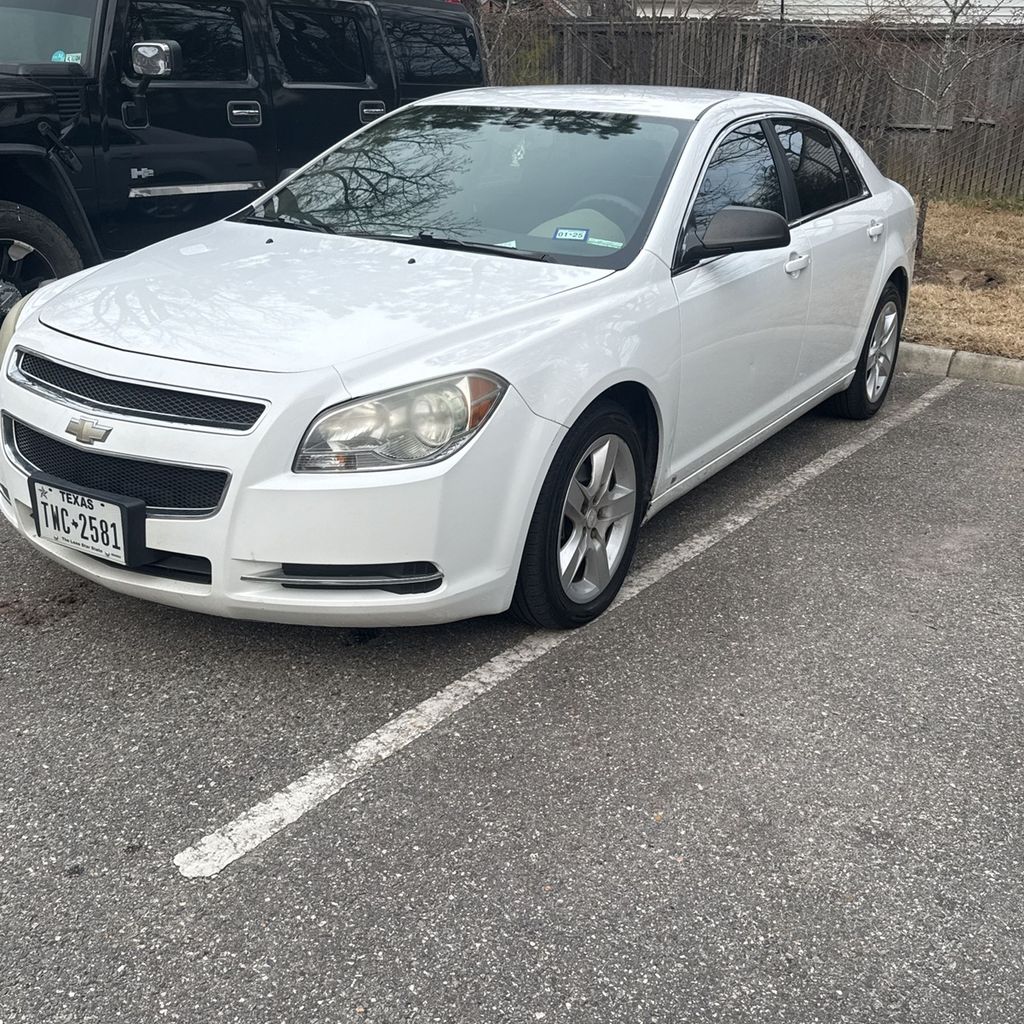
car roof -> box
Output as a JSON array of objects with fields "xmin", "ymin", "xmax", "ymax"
[
  {"xmin": 375, "ymin": 0, "xmax": 473, "ymax": 14},
  {"xmin": 418, "ymin": 85, "xmax": 812, "ymax": 121}
]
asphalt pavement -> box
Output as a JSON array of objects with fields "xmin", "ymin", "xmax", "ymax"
[{"xmin": 1, "ymin": 371, "xmax": 1022, "ymax": 1023}]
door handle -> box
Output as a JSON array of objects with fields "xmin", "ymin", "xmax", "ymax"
[
  {"xmin": 227, "ymin": 100, "xmax": 262, "ymax": 127},
  {"xmin": 359, "ymin": 100, "xmax": 386, "ymax": 124},
  {"xmin": 784, "ymin": 252, "xmax": 810, "ymax": 275},
  {"xmin": 867, "ymin": 219, "xmax": 884, "ymax": 240}
]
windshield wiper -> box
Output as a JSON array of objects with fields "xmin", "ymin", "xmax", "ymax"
[
  {"xmin": 237, "ymin": 211, "xmax": 336, "ymax": 235},
  {"xmin": 414, "ymin": 231, "xmax": 554, "ymax": 262},
  {"xmin": 336, "ymin": 230, "xmax": 554, "ymax": 262}
]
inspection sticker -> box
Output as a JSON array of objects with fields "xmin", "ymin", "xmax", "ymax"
[{"xmin": 553, "ymin": 227, "xmax": 589, "ymax": 242}]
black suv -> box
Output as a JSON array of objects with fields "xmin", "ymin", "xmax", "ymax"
[{"xmin": 0, "ymin": 0, "xmax": 484, "ymax": 316}]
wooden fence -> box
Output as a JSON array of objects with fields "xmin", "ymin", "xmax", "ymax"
[{"xmin": 480, "ymin": 15, "xmax": 1024, "ymax": 198}]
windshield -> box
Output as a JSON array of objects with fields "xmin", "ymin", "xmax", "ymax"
[
  {"xmin": 0, "ymin": 0, "xmax": 98, "ymax": 68},
  {"xmin": 243, "ymin": 105, "xmax": 692, "ymax": 268}
]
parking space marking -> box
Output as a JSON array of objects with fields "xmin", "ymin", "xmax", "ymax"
[{"xmin": 174, "ymin": 378, "xmax": 960, "ymax": 878}]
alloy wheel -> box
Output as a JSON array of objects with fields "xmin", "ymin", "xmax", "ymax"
[
  {"xmin": 0, "ymin": 239, "xmax": 57, "ymax": 318},
  {"xmin": 865, "ymin": 300, "xmax": 899, "ymax": 403},
  {"xmin": 558, "ymin": 433, "xmax": 637, "ymax": 603}
]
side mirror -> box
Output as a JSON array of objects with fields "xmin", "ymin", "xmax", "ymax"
[
  {"xmin": 125, "ymin": 41, "xmax": 181, "ymax": 128},
  {"xmin": 678, "ymin": 206, "xmax": 791, "ymax": 270},
  {"xmin": 131, "ymin": 40, "xmax": 180, "ymax": 79}
]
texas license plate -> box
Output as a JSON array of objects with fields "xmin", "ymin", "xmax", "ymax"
[{"xmin": 32, "ymin": 480, "xmax": 130, "ymax": 564}]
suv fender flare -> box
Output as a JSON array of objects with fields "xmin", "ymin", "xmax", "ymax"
[{"xmin": 0, "ymin": 143, "xmax": 103, "ymax": 265}]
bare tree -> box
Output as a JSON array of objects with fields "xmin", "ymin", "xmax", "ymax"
[
  {"xmin": 855, "ymin": 0, "xmax": 1024, "ymax": 255},
  {"xmin": 476, "ymin": 0, "xmax": 1024, "ymax": 226}
]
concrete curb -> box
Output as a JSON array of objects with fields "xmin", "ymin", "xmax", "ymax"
[{"xmin": 901, "ymin": 341, "xmax": 1024, "ymax": 387}]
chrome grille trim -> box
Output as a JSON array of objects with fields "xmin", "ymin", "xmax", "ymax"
[
  {"xmin": 241, "ymin": 562, "xmax": 444, "ymax": 594},
  {"xmin": 241, "ymin": 570, "xmax": 445, "ymax": 589}
]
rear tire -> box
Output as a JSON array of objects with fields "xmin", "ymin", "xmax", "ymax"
[
  {"xmin": 511, "ymin": 401, "xmax": 648, "ymax": 629},
  {"xmin": 826, "ymin": 281, "xmax": 903, "ymax": 420},
  {"xmin": 0, "ymin": 201, "xmax": 83, "ymax": 318}
]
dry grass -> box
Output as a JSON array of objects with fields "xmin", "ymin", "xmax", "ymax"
[{"xmin": 906, "ymin": 199, "xmax": 1024, "ymax": 360}]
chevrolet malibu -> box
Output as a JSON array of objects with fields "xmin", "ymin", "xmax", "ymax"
[{"xmin": 0, "ymin": 86, "xmax": 914, "ymax": 629}]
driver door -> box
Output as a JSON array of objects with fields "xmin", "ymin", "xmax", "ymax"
[
  {"xmin": 670, "ymin": 120, "xmax": 813, "ymax": 483},
  {"xmin": 99, "ymin": 0, "xmax": 277, "ymax": 256}
]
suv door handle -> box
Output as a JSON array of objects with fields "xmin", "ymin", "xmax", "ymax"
[
  {"xmin": 784, "ymin": 252, "xmax": 810, "ymax": 275},
  {"xmin": 227, "ymin": 100, "xmax": 262, "ymax": 127},
  {"xmin": 867, "ymin": 219, "xmax": 884, "ymax": 240},
  {"xmin": 359, "ymin": 100, "xmax": 386, "ymax": 124}
]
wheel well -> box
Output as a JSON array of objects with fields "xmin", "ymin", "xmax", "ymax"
[
  {"xmin": 590, "ymin": 381, "xmax": 660, "ymax": 495},
  {"xmin": 3, "ymin": 156, "xmax": 97, "ymax": 263},
  {"xmin": 888, "ymin": 266, "xmax": 909, "ymax": 311}
]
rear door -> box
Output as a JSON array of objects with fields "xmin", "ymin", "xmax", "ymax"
[
  {"xmin": 99, "ymin": 0, "xmax": 277, "ymax": 255},
  {"xmin": 769, "ymin": 118, "xmax": 887, "ymax": 391},
  {"xmin": 377, "ymin": 2, "xmax": 483, "ymax": 104},
  {"xmin": 268, "ymin": 0, "xmax": 397, "ymax": 176}
]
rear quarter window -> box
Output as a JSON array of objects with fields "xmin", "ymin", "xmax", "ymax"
[
  {"xmin": 832, "ymin": 133, "xmax": 869, "ymax": 199},
  {"xmin": 383, "ymin": 15, "xmax": 480, "ymax": 85}
]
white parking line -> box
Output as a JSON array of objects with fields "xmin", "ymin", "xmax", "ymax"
[{"xmin": 174, "ymin": 378, "xmax": 960, "ymax": 878}]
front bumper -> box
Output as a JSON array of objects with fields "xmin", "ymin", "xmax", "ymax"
[{"xmin": 0, "ymin": 330, "xmax": 564, "ymax": 627}]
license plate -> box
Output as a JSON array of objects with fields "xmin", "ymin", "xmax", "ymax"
[{"xmin": 32, "ymin": 480, "xmax": 131, "ymax": 564}]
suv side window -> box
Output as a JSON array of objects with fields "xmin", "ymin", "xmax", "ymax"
[
  {"xmin": 690, "ymin": 122, "xmax": 785, "ymax": 236},
  {"xmin": 772, "ymin": 120, "xmax": 850, "ymax": 218},
  {"xmin": 383, "ymin": 15, "xmax": 480, "ymax": 85},
  {"xmin": 271, "ymin": 5, "xmax": 366, "ymax": 84},
  {"xmin": 125, "ymin": 0, "xmax": 247, "ymax": 81}
]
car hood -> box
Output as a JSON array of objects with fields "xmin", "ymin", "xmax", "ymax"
[{"xmin": 36, "ymin": 222, "xmax": 612, "ymax": 374}]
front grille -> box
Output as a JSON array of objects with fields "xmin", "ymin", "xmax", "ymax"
[
  {"xmin": 18, "ymin": 352, "xmax": 265, "ymax": 430},
  {"xmin": 8, "ymin": 417, "xmax": 228, "ymax": 516}
]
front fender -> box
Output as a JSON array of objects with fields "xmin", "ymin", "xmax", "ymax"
[
  {"xmin": 506, "ymin": 252, "xmax": 680, "ymax": 496},
  {"xmin": 0, "ymin": 144, "xmax": 102, "ymax": 265}
]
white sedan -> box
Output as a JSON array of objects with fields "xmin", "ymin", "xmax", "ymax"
[{"xmin": 0, "ymin": 86, "xmax": 914, "ymax": 629}]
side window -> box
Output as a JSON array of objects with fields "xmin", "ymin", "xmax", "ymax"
[
  {"xmin": 772, "ymin": 120, "xmax": 849, "ymax": 218},
  {"xmin": 125, "ymin": 0, "xmax": 247, "ymax": 81},
  {"xmin": 690, "ymin": 122, "xmax": 785, "ymax": 235},
  {"xmin": 383, "ymin": 16, "xmax": 480, "ymax": 85},
  {"xmin": 271, "ymin": 5, "xmax": 366, "ymax": 84},
  {"xmin": 832, "ymin": 133, "xmax": 868, "ymax": 199}
]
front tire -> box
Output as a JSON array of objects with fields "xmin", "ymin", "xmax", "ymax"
[
  {"xmin": 826, "ymin": 282, "xmax": 903, "ymax": 420},
  {"xmin": 511, "ymin": 401, "xmax": 648, "ymax": 629},
  {"xmin": 0, "ymin": 201, "xmax": 84, "ymax": 319}
]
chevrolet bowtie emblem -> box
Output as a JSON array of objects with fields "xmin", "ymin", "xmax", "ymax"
[{"xmin": 66, "ymin": 417, "xmax": 112, "ymax": 445}]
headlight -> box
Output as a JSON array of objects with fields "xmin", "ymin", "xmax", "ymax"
[
  {"xmin": 0, "ymin": 293, "xmax": 31, "ymax": 361},
  {"xmin": 295, "ymin": 371, "xmax": 507, "ymax": 472}
]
